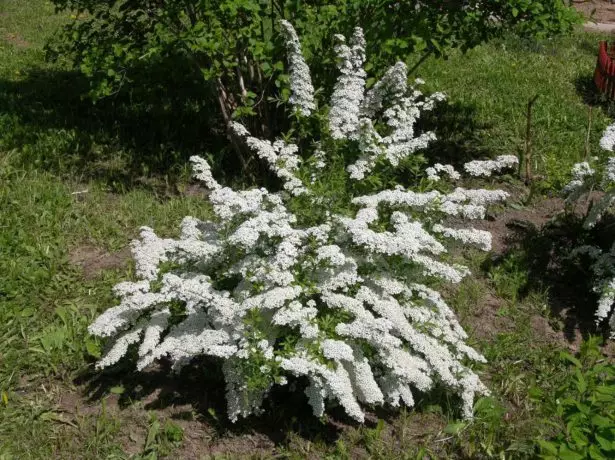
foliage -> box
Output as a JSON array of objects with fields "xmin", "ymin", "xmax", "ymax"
[
  {"xmin": 342, "ymin": 0, "xmax": 580, "ymax": 61},
  {"xmin": 535, "ymin": 338, "xmax": 615, "ymax": 460},
  {"xmin": 137, "ymin": 416, "xmax": 184, "ymax": 459},
  {"xmin": 46, "ymin": 0, "xmax": 580, "ymax": 163},
  {"xmin": 87, "ymin": 22, "xmax": 519, "ymax": 423}
]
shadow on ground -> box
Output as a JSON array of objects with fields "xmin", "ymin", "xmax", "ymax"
[
  {"xmin": 575, "ymin": 74, "xmax": 615, "ymax": 115},
  {"xmin": 0, "ymin": 61, "xmax": 499, "ymax": 192},
  {"xmin": 420, "ymin": 100, "xmax": 494, "ymax": 167},
  {"xmin": 0, "ymin": 64, "xmax": 235, "ymax": 191},
  {"xmin": 485, "ymin": 204, "xmax": 613, "ymax": 343},
  {"xmin": 74, "ymin": 354, "xmax": 463, "ymax": 455},
  {"xmin": 76, "ymin": 357, "xmax": 394, "ymax": 448}
]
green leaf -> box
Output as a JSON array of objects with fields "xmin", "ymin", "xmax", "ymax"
[
  {"xmin": 85, "ymin": 338, "xmax": 101, "ymax": 358},
  {"xmin": 20, "ymin": 307, "xmax": 36, "ymax": 317},
  {"xmin": 570, "ymin": 427, "xmax": 589, "ymax": 446},
  {"xmin": 560, "ymin": 352, "xmax": 582, "ymax": 368},
  {"xmin": 109, "ymin": 386, "xmax": 125, "ymax": 395},
  {"xmin": 537, "ymin": 439, "xmax": 558, "ymax": 455},
  {"xmin": 443, "ymin": 422, "xmax": 466, "ymax": 435},
  {"xmin": 591, "ymin": 414, "xmax": 613, "ymax": 429},
  {"xmin": 589, "ymin": 444, "xmax": 608, "ymax": 460},
  {"xmin": 164, "ymin": 421, "xmax": 183, "ymax": 443},
  {"xmin": 596, "ymin": 385, "xmax": 615, "ymax": 396},
  {"xmin": 596, "ymin": 434, "xmax": 613, "ymax": 451},
  {"xmin": 558, "ymin": 445, "xmax": 585, "ymax": 460},
  {"xmin": 574, "ymin": 370, "xmax": 587, "ymax": 394}
]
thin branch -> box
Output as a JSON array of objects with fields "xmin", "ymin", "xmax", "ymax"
[
  {"xmin": 408, "ymin": 48, "xmax": 434, "ymax": 76},
  {"xmin": 584, "ymin": 106, "xmax": 593, "ymax": 161},
  {"xmin": 523, "ymin": 95, "xmax": 540, "ymax": 184}
]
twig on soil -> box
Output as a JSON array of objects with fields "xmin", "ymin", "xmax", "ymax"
[{"xmin": 434, "ymin": 436, "xmax": 455, "ymax": 443}]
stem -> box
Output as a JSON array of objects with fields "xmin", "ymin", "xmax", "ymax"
[
  {"xmin": 584, "ymin": 106, "xmax": 593, "ymax": 161},
  {"xmin": 216, "ymin": 78, "xmax": 248, "ymax": 170},
  {"xmin": 408, "ymin": 49, "xmax": 434, "ymax": 76},
  {"xmin": 523, "ymin": 95, "xmax": 539, "ymax": 184}
]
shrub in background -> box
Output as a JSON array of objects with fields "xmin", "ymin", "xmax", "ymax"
[
  {"xmin": 88, "ymin": 22, "xmax": 518, "ymax": 422},
  {"xmin": 47, "ymin": 1, "xmax": 579, "ymax": 168}
]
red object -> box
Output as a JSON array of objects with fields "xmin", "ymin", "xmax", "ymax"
[{"xmin": 594, "ymin": 41, "xmax": 615, "ymax": 98}]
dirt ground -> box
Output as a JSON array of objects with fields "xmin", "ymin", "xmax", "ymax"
[{"xmin": 574, "ymin": 0, "xmax": 615, "ymax": 23}]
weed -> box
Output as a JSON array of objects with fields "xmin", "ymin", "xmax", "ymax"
[{"xmin": 534, "ymin": 338, "xmax": 615, "ymax": 460}]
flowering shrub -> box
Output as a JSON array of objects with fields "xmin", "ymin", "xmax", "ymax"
[
  {"xmin": 89, "ymin": 23, "xmax": 517, "ymax": 422},
  {"xmin": 563, "ymin": 123, "xmax": 615, "ymax": 338}
]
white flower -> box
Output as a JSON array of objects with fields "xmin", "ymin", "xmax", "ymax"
[
  {"xmin": 564, "ymin": 123, "xmax": 615, "ymax": 337},
  {"xmin": 279, "ymin": 20, "xmax": 315, "ymax": 116},
  {"xmin": 329, "ymin": 28, "xmax": 366, "ymax": 140},
  {"xmin": 88, "ymin": 23, "xmax": 513, "ymax": 424},
  {"xmin": 345, "ymin": 62, "xmax": 444, "ymax": 179},
  {"xmin": 432, "ymin": 224, "xmax": 492, "ymax": 251},
  {"xmin": 190, "ymin": 156, "xmax": 220, "ymax": 190},
  {"xmin": 600, "ymin": 123, "xmax": 615, "ymax": 152},
  {"xmin": 426, "ymin": 163, "xmax": 461, "ymax": 182},
  {"xmin": 232, "ymin": 123, "xmax": 308, "ymax": 196},
  {"xmin": 604, "ymin": 158, "xmax": 615, "ymax": 186},
  {"xmin": 464, "ymin": 155, "xmax": 518, "ymax": 177}
]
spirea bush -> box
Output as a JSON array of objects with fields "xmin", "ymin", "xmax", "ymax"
[
  {"xmin": 563, "ymin": 123, "xmax": 615, "ymax": 338},
  {"xmin": 89, "ymin": 22, "xmax": 518, "ymax": 422}
]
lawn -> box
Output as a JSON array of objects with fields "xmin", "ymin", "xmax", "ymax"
[{"xmin": 0, "ymin": 1, "xmax": 614, "ymax": 458}]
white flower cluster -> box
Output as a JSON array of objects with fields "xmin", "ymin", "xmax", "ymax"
[
  {"xmin": 463, "ymin": 155, "xmax": 519, "ymax": 177},
  {"xmin": 279, "ymin": 20, "xmax": 316, "ymax": 117},
  {"xmin": 426, "ymin": 163, "xmax": 461, "ymax": 182},
  {"xmin": 89, "ymin": 23, "xmax": 513, "ymax": 423},
  {"xmin": 232, "ymin": 122, "xmax": 307, "ymax": 196},
  {"xmin": 304, "ymin": 29, "xmax": 447, "ymax": 180},
  {"xmin": 562, "ymin": 123, "xmax": 615, "ymax": 338},
  {"xmin": 329, "ymin": 28, "xmax": 367, "ymax": 140},
  {"xmin": 600, "ymin": 123, "xmax": 615, "ymax": 152}
]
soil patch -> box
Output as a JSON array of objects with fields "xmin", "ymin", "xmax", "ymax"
[
  {"xmin": 473, "ymin": 197, "xmax": 564, "ymax": 254},
  {"xmin": 463, "ymin": 292, "xmax": 515, "ymax": 341},
  {"xmin": 3, "ymin": 33, "xmax": 30, "ymax": 48},
  {"xmin": 575, "ymin": 0, "xmax": 615, "ymax": 23},
  {"xmin": 4, "ymin": 33, "xmax": 30, "ymax": 48},
  {"xmin": 474, "ymin": 193, "xmax": 603, "ymax": 255},
  {"xmin": 69, "ymin": 244, "xmax": 131, "ymax": 279}
]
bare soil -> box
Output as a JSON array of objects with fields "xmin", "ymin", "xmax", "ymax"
[
  {"xmin": 463, "ymin": 291, "xmax": 515, "ymax": 339},
  {"xmin": 3, "ymin": 32, "xmax": 29, "ymax": 48},
  {"xmin": 473, "ymin": 193, "xmax": 603, "ymax": 255},
  {"xmin": 69, "ymin": 244, "xmax": 131, "ymax": 279},
  {"xmin": 574, "ymin": 0, "xmax": 615, "ymax": 23},
  {"xmin": 475, "ymin": 197, "xmax": 565, "ymax": 254}
]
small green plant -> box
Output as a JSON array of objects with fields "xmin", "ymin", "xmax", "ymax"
[
  {"xmin": 535, "ymin": 338, "xmax": 615, "ymax": 460},
  {"xmin": 138, "ymin": 415, "xmax": 184, "ymax": 460},
  {"xmin": 488, "ymin": 251, "xmax": 529, "ymax": 304}
]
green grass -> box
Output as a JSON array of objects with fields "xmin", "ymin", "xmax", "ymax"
[
  {"xmin": 415, "ymin": 33, "xmax": 613, "ymax": 190},
  {"xmin": 1, "ymin": 1, "xmax": 614, "ymax": 458}
]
